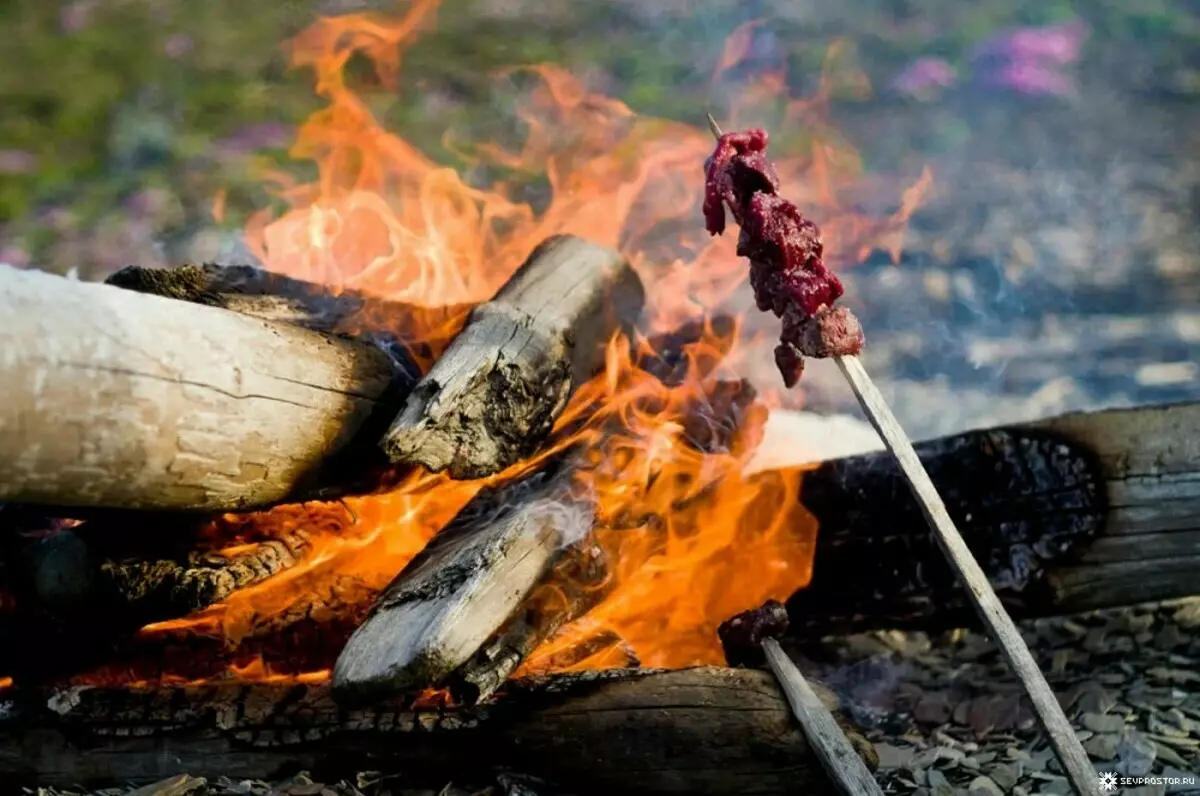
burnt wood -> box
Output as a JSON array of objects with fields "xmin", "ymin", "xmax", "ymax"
[
  {"xmin": 380, "ymin": 235, "xmax": 646, "ymax": 479},
  {"xmin": 788, "ymin": 401, "xmax": 1200, "ymax": 635},
  {"xmin": 0, "ymin": 667, "xmax": 876, "ymax": 796},
  {"xmin": 332, "ymin": 457, "xmax": 599, "ymax": 705}
]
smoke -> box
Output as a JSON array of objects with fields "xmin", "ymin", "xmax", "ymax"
[{"xmin": 524, "ymin": 492, "xmax": 598, "ymax": 551}]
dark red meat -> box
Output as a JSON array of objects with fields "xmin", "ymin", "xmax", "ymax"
[
  {"xmin": 704, "ymin": 128, "xmax": 864, "ymax": 385},
  {"xmin": 717, "ymin": 598, "xmax": 790, "ymax": 667}
]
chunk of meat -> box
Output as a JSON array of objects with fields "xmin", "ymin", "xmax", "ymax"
[{"xmin": 704, "ymin": 128, "xmax": 864, "ymax": 384}]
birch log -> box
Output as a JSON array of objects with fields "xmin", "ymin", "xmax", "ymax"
[{"xmin": 0, "ymin": 265, "xmax": 414, "ymax": 512}]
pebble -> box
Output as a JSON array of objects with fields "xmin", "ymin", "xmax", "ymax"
[
  {"xmin": 988, "ymin": 763, "xmax": 1020, "ymax": 790},
  {"xmin": 966, "ymin": 775, "xmax": 1004, "ymax": 796},
  {"xmin": 1117, "ymin": 730, "xmax": 1159, "ymax": 777},
  {"xmin": 874, "ymin": 743, "xmax": 917, "ymax": 769},
  {"xmin": 1082, "ymin": 712, "xmax": 1127, "ymax": 733},
  {"xmin": 1083, "ymin": 733, "xmax": 1121, "ymax": 760},
  {"xmin": 1152, "ymin": 740, "xmax": 1190, "ymax": 769}
]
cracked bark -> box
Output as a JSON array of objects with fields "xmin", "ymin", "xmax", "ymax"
[{"xmin": 0, "ymin": 264, "xmax": 418, "ymax": 512}]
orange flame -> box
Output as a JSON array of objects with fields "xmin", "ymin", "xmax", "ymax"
[{"xmin": 123, "ymin": 0, "xmax": 930, "ymax": 682}]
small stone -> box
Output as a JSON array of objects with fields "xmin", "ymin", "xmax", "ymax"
[
  {"xmin": 1069, "ymin": 681, "xmax": 1116, "ymax": 715},
  {"xmin": 914, "ymin": 692, "xmax": 953, "ymax": 725},
  {"xmin": 1155, "ymin": 624, "xmax": 1188, "ymax": 649},
  {"xmin": 1116, "ymin": 730, "xmax": 1158, "ymax": 777},
  {"xmin": 874, "ymin": 743, "xmax": 917, "ymax": 769},
  {"xmin": 1006, "ymin": 747, "xmax": 1032, "ymax": 762},
  {"xmin": 966, "ymin": 775, "xmax": 1004, "ymax": 796},
  {"xmin": 1148, "ymin": 713, "xmax": 1190, "ymax": 738},
  {"xmin": 1152, "ymin": 740, "xmax": 1189, "ymax": 768},
  {"xmin": 1163, "ymin": 708, "xmax": 1196, "ymax": 734},
  {"xmin": 1123, "ymin": 787, "xmax": 1165, "ymax": 796},
  {"xmin": 1162, "ymin": 766, "xmax": 1199, "ymax": 794},
  {"xmin": 988, "ymin": 763, "xmax": 1020, "ymax": 790},
  {"xmin": 1147, "ymin": 667, "xmax": 1200, "ymax": 685},
  {"xmin": 927, "ymin": 769, "xmax": 950, "ymax": 789},
  {"xmin": 1083, "ymin": 628, "xmax": 1109, "ymax": 653},
  {"xmin": 1035, "ymin": 775, "xmax": 1071, "ymax": 795},
  {"xmin": 1082, "ymin": 713, "xmax": 1126, "ymax": 733},
  {"xmin": 1083, "ymin": 733, "xmax": 1120, "ymax": 760},
  {"xmin": 1172, "ymin": 602, "xmax": 1200, "ymax": 629},
  {"xmin": 1150, "ymin": 733, "xmax": 1200, "ymax": 750}
]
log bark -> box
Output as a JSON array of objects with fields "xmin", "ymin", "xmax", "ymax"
[
  {"xmin": 333, "ymin": 456, "xmax": 598, "ymax": 705},
  {"xmin": 380, "ymin": 235, "xmax": 646, "ymax": 479},
  {"xmin": 0, "ymin": 667, "xmax": 876, "ymax": 796},
  {"xmin": 786, "ymin": 401, "xmax": 1200, "ymax": 635},
  {"xmin": 0, "ymin": 265, "xmax": 416, "ymax": 512},
  {"xmin": 104, "ymin": 262, "xmax": 469, "ymax": 369},
  {"xmin": 448, "ymin": 538, "xmax": 612, "ymax": 704}
]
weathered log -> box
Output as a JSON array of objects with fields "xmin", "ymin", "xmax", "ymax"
[
  {"xmin": 448, "ymin": 538, "xmax": 612, "ymax": 704},
  {"xmin": 104, "ymin": 262, "xmax": 469, "ymax": 368},
  {"xmin": 380, "ymin": 235, "xmax": 646, "ymax": 479},
  {"xmin": 0, "ymin": 265, "xmax": 417, "ymax": 512},
  {"xmin": 0, "ymin": 667, "xmax": 876, "ymax": 795},
  {"xmin": 786, "ymin": 401, "xmax": 1200, "ymax": 635},
  {"xmin": 333, "ymin": 456, "xmax": 598, "ymax": 705}
]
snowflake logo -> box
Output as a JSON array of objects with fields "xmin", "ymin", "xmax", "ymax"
[{"xmin": 1098, "ymin": 772, "xmax": 1119, "ymax": 791}]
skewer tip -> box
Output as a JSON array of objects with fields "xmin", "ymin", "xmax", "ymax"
[{"xmin": 705, "ymin": 114, "xmax": 723, "ymax": 140}]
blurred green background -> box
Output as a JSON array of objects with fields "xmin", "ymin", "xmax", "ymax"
[{"xmin": 1, "ymin": 0, "xmax": 1198, "ymax": 280}]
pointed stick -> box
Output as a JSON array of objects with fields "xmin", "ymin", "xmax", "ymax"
[
  {"xmin": 705, "ymin": 116, "xmax": 1098, "ymax": 796},
  {"xmin": 762, "ymin": 639, "xmax": 885, "ymax": 796}
]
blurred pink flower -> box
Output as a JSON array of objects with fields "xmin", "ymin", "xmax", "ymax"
[
  {"xmin": 971, "ymin": 19, "xmax": 1088, "ymax": 97},
  {"xmin": 164, "ymin": 34, "xmax": 194, "ymax": 59},
  {"xmin": 0, "ymin": 245, "xmax": 31, "ymax": 268},
  {"xmin": 974, "ymin": 19, "xmax": 1088, "ymax": 67},
  {"xmin": 60, "ymin": 0, "xmax": 96, "ymax": 33},
  {"xmin": 978, "ymin": 61, "xmax": 1076, "ymax": 96},
  {"xmin": 892, "ymin": 57, "xmax": 958, "ymax": 96},
  {"xmin": 0, "ymin": 150, "xmax": 36, "ymax": 174}
]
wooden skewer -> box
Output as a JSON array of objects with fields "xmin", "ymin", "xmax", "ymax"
[
  {"xmin": 705, "ymin": 114, "xmax": 1099, "ymax": 796},
  {"xmin": 762, "ymin": 639, "xmax": 885, "ymax": 796}
]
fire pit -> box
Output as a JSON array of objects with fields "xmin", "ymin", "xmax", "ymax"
[{"xmin": 1, "ymin": 3, "xmax": 1199, "ymax": 795}]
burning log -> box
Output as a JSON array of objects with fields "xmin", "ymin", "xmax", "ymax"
[
  {"xmin": 0, "ymin": 264, "xmax": 417, "ymax": 512},
  {"xmin": 104, "ymin": 261, "xmax": 467, "ymax": 359},
  {"xmin": 0, "ymin": 667, "xmax": 876, "ymax": 796},
  {"xmin": 380, "ymin": 235, "xmax": 646, "ymax": 479},
  {"xmin": 333, "ymin": 457, "xmax": 598, "ymax": 705},
  {"xmin": 448, "ymin": 538, "xmax": 612, "ymax": 704},
  {"xmin": 9, "ymin": 514, "xmax": 315, "ymax": 629},
  {"xmin": 788, "ymin": 400, "xmax": 1200, "ymax": 634}
]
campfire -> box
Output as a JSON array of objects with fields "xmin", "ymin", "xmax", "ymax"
[{"xmin": 2, "ymin": 3, "xmax": 1198, "ymax": 795}]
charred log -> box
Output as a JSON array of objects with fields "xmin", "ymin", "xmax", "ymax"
[
  {"xmin": 448, "ymin": 539, "xmax": 612, "ymax": 704},
  {"xmin": 787, "ymin": 401, "xmax": 1200, "ymax": 634},
  {"xmin": 104, "ymin": 262, "xmax": 469, "ymax": 369},
  {"xmin": 0, "ymin": 667, "xmax": 876, "ymax": 796},
  {"xmin": 333, "ymin": 456, "xmax": 597, "ymax": 705},
  {"xmin": 380, "ymin": 235, "xmax": 646, "ymax": 479}
]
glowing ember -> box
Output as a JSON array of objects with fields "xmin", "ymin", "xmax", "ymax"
[{"xmin": 101, "ymin": 2, "xmax": 930, "ymax": 683}]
